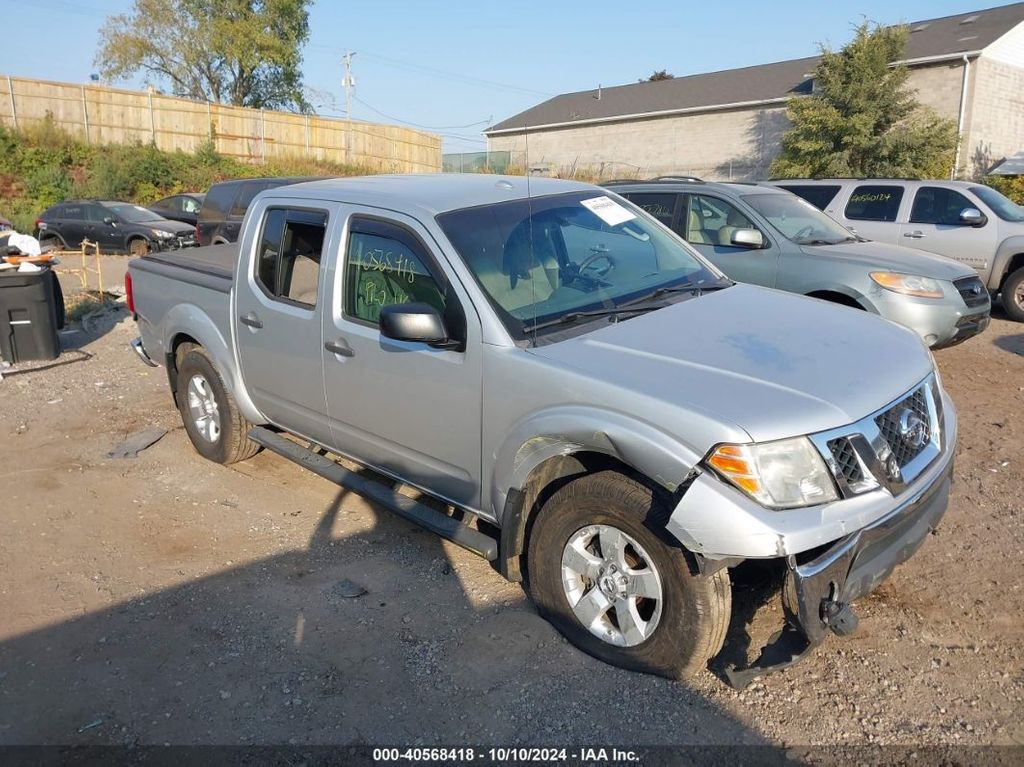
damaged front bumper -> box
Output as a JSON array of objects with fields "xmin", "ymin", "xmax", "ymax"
[{"xmin": 724, "ymin": 454, "xmax": 953, "ymax": 688}]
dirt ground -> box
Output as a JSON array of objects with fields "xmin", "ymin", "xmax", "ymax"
[{"xmin": 0, "ymin": 260, "xmax": 1022, "ymax": 750}]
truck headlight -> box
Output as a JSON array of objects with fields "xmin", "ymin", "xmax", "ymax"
[
  {"xmin": 151, "ymin": 229, "xmax": 174, "ymax": 239},
  {"xmin": 870, "ymin": 272, "xmax": 944, "ymax": 299},
  {"xmin": 706, "ymin": 437, "xmax": 838, "ymax": 509}
]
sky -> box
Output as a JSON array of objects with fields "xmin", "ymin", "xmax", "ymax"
[{"xmin": 0, "ymin": 0, "xmax": 1006, "ymax": 154}]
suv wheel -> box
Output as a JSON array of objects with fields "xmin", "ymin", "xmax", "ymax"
[
  {"xmin": 1002, "ymin": 267, "xmax": 1024, "ymax": 323},
  {"xmin": 525, "ymin": 471, "xmax": 731, "ymax": 679},
  {"xmin": 175, "ymin": 346, "xmax": 260, "ymax": 464},
  {"xmin": 128, "ymin": 238, "xmax": 150, "ymax": 257}
]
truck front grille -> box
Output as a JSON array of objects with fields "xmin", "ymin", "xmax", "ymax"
[
  {"xmin": 874, "ymin": 387, "xmax": 931, "ymax": 469},
  {"xmin": 827, "ymin": 437, "xmax": 864, "ymax": 484}
]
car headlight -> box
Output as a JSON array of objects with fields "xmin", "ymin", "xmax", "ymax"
[
  {"xmin": 870, "ymin": 272, "xmax": 944, "ymax": 299},
  {"xmin": 151, "ymin": 229, "xmax": 174, "ymax": 238},
  {"xmin": 706, "ymin": 437, "xmax": 839, "ymax": 509}
]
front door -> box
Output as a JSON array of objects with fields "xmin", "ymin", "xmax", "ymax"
[
  {"xmin": 322, "ymin": 210, "xmax": 483, "ymax": 509},
  {"xmin": 234, "ymin": 200, "xmax": 336, "ymax": 447},
  {"xmin": 681, "ymin": 194, "xmax": 780, "ymax": 287},
  {"xmin": 899, "ymin": 186, "xmax": 998, "ymax": 276}
]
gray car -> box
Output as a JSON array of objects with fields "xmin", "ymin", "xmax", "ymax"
[
  {"xmin": 126, "ymin": 175, "xmax": 957, "ymax": 686},
  {"xmin": 767, "ymin": 178, "xmax": 1024, "ymax": 322},
  {"xmin": 607, "ymin": 180, "xmax": 990, "ymax": 348}
]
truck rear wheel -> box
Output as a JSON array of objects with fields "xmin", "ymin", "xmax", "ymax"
[
  {"xmin": 525, "ymin": 471, "xmax": 730, "ymax": 680},
  {"xmin": 1002, "ymin": 266, "xmax": 1024, "ymax": 323},
  {"xmin": 175, "ymin": 346, "xmax": 260, "ymax": 464}
]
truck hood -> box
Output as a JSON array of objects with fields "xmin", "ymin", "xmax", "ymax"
[
  {"xmin": 530, "ymin": 283, "xmax": 934, "ymax": 443},
  {"xmin": 800, "ymin": 240, "xmax": 972, "ymax": 280}
]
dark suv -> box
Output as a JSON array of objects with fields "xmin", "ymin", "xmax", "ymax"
[
  {"xmin": 197, "ymin": 177, "xmax": 319, "ymax": 245},
  {"xmin": 36, "ymin": 200, "xmax": 197, "ymax": 255}
]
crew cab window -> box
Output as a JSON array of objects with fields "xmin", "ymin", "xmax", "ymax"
[
  {"xmin": 255, "ymin": 208, "xmax": 327, "ymax": 307},
  {"xmin": 777, "ymin": 185, "xmax": 841, "ymax": 210},
  {"xmin": 845, "ymin": 185, "xmax": 904, "ymax": 222},
  {"xmin": 344, "ymin": 220, "xmax": 446, "ymax": 325},
  {"xmin": 687, "ymin": 195, "xmax": 757, "ymax": 247},
  {"xmin": 910, "ymin": 187, "xmax": 976, "ymax": 225},
  {"xmin": 620, "ymin": 193, "xmax": 678, "ymax": 227}
]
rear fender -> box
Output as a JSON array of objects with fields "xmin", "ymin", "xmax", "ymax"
[{"xmin": 162, "ymin": 303, "xmax": 263, "ymax": 424}]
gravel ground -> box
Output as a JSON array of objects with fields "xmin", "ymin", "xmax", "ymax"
[{"xmin": 0, "ymin": 272, "xmax": 1021, "ymax": 752}]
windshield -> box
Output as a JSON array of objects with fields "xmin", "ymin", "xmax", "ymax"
[
  {"xmin": 108, "ymin": 204, "xmax": 164, "ymax": 224},
  {"xmin": 436, "ymin": 191, "xmax": 729, "ymax": 341},
  {"xmin": 743, "ymin": 193, "xmax": 856, "ymax": 244},
  {"xmin": 969, "ymin": 186, "xmax": 1024, "ymax": 223}
]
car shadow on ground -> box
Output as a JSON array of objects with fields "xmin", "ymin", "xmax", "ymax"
[
  {"xmin": 993, "ymin": 333, "xmax": 1024, "ymax": 357},
  {"xmin": 0, "ymin": 475, "xmax": 774, "ymax": 748}
]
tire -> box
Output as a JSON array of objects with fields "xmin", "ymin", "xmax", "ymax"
[
  {"xmin": 1002, "ymin": 267, "xmax": 1024, "ymax": 323},
  {"xmin": 174, "ymin": 346, "xmax": 260, "ymax": 464},
  {"xmin": 128, "ymin": 238, "xmax": 151, "ymax": 257},
  {"xmin": 525, "ymin": 470, "xmax": 731, "ymax": 680}
]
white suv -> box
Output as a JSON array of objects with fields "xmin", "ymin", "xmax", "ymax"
[{"xmin": 767, "ymin": 179, "xmax": 1024, "ymax": 321}]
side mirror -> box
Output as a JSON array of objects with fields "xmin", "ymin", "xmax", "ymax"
[
  {"xmin": 103, "ymin": 216, "xmax": 116, "ymax": 226},
  {"xmin": 958, "ymin": 207, "xmax": 987, "ymax": 227},
  {"xmin": 730, "ymin": 228, "xmax": 765, "ymax": 248},
  {"xmin": 379, "ymin": 303, "xmax": 457, "ymax": 348}
]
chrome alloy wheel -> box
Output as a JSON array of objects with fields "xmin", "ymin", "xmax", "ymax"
[
  {"xmin": 186, "ymin": 374, "xmax": 221, "ymax": 443},
  {"xmin": 560, "ymin": 524, "xmax": 664, "ymax": 647}
]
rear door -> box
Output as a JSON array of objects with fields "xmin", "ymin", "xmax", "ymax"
[
  {"xmin": 234, "ymin": 200, "xmax": 336, "ymax": 447},
  {"xmin": 899, "ymin": 185, "xmax": 998, "ymax": 275},
  {"xmin": 840, "ymin": 183, "xmax": 906, "ymax": 244},
  {"xmin": 57, "ymin": 203, "xmax": 87, "ymax": 247},
  {"xmin": 679, "ymin": 194, "xmax": 780, "ymax": 287},
  {"xmin": 321, "ymin": 209, "xmax": 483, "ymax": 509}
]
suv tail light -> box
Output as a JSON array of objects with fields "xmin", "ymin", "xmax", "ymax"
[
  {"xmin": 34, "ymin": 218, "xmax": 42, "ymax": 230},
  {"xmin": 125, "ymin": 271, "xmax": 135, "ymax": 314},
  {"xmin": 195, "ymin": 224, "xmax": 201, "ymax": 242}
]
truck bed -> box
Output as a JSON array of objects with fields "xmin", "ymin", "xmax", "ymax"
[{"xmin": 137, "ymin": 243, "xmax": 239, "ymax": 289}]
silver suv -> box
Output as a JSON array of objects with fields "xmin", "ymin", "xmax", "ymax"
[
  {"xmin": 769, "ymin": 178, "xmax": 1024, "ymax": 322},
  {"xmin": 606, "ymin": 179, "xmax": 990, "ymax": 348}
]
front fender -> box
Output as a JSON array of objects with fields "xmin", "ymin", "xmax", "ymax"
[
  {"xmin": 161, "ymin": 303, "xmax": 263, "ymax": 424},
  {"xmin": 490, "ymin": 405, "xmax": 707, "ymax": 524},
  {"xmin": 991, "ymin": 236, "xmax": 1024, "ymax": 289}
]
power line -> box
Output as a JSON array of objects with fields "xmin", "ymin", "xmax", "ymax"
[
  {"xmin": 307, "ymin": 45, "xmax": 554, "ymax": 98},
  {"xmin": 353, "ymin": 96, "xmax": 490, "ymax": 131}
]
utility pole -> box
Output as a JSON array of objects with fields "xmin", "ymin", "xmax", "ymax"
[{"xmin": 342, "ymin": 51, "xmax": 356, "ymax": 164}]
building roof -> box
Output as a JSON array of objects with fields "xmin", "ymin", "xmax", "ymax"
[
  {"xmin": 989, "ymin": 150, "xmax": 1024, "ymax": 175},
  {"xmin": 487, "ymin": 3, "xmax": 1024, "ymax": 134}
]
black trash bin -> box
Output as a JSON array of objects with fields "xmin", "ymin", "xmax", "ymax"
[{"xmin": 0, "ymin": 268, "xmax": 62, "ymax": 363}]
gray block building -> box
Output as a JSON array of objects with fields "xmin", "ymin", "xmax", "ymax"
[{"xmin": 485, "ymin": 3, "xmax": 1024, "ymax": 180}]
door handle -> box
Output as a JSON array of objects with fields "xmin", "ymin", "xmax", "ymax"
[
  {"xmin": 903, "ymin": 231, "xmax": 925, "ymax": 239},
  {"xmin": 324, "ymin": 338, "xmax": 355, "ymax": 357},
  {"xmin": 239, "ymin": 312, "xmax": 263, "ymax": 329}
]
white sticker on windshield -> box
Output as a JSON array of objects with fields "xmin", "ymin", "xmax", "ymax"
[{"xmin": 580, "ymin": 196, "xmax": 636, "ymax": 226}]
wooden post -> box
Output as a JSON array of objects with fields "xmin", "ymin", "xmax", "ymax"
[
  {"xmin": 81, "ymin": 86, "xmax": 90, "ymax": 144},
  {"xmin": 148, "ymin": 89, "xmax": 156, "ymax": 145},
  {"xmin": 261, "ymin": 109, "xmax": 267, "ymax": 162},
  {"xmin": 6, "ymin": 76, "xmax": 16, "ymax": 130}
]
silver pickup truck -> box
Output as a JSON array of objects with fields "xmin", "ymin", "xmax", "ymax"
[{"xmin": 126, "ymin": 175, "xmax": 957, "ymax": 687}]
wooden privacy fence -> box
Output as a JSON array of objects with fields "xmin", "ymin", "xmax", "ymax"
[{"xmin": 0, "ymin": 75, "xmax": 441, "ymax": 173}]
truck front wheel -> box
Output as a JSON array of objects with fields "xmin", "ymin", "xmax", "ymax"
[
  {"xmin": 175, "ymin": 346, "xmax": 260, "ymax": 464},
  {"xmin": 1002, "ymin": 266, "xmax": 1024, "ymax": 322},
  {"xmin": 525, "ymin": 471, "xmax": 731, "ymax": 680}
]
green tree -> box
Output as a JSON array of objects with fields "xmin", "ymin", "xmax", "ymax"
[
  {"xmin": 771, "ymin": 21, "xmax": 958, "ymax": 179},
  {"xmin": 95, "ymin": 0, "xmax": 311, "ymax": 112},
  {"xmin": 640, "ymin": 70, "xmax": 675, "ymax": 82}
]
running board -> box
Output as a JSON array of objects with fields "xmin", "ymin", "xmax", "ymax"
[{"xmin": 248, "ymin": 427, "xmax": 498, "ymax": 561}]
